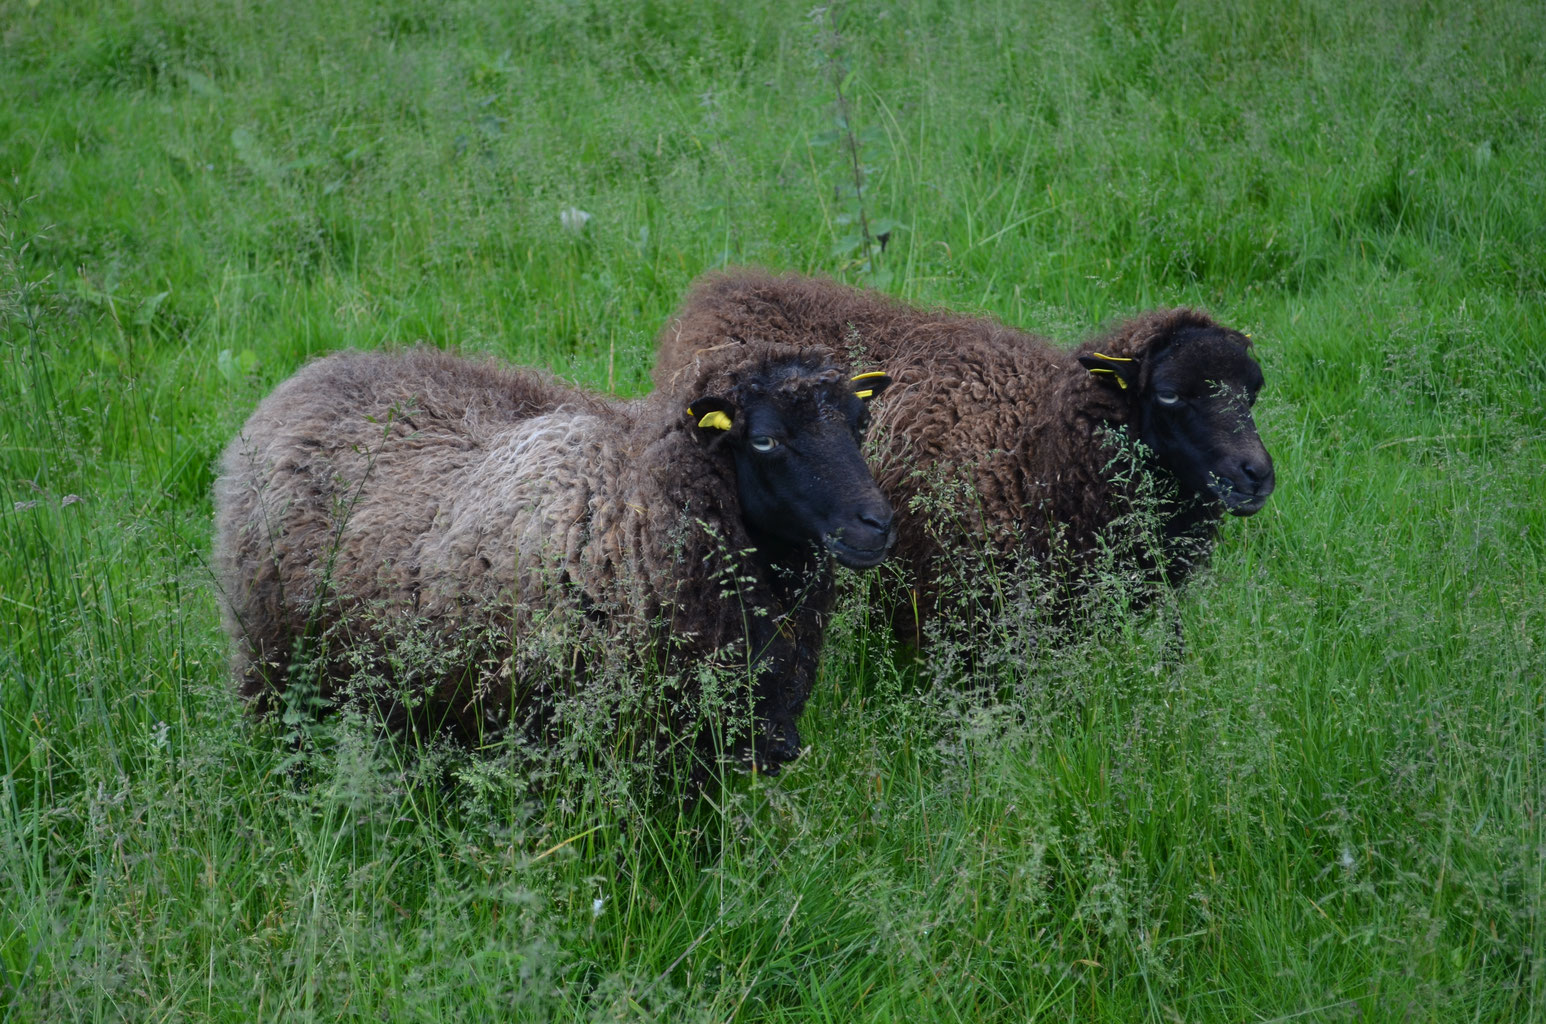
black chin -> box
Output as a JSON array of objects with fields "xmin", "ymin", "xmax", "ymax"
[
  {"xmin": 1219, "ymin": 490, "xmax": 1271, "ymax": 516},
  {"xmin": 824, "ymin": 535, "xmax": 891, "ymax": 569}
]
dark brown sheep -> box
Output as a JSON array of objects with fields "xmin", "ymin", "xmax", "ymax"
[
  {"xmin": 213, "ymin": 345, "xmax": 893, "ymax": 773},
  {"xmin": 653, "ymin": 270, "xmax": 1274, "ymax": 643}
]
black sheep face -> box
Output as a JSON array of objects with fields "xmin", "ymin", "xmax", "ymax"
[
  {"xmin": 688, "ymin": 366, "xmax": 896, "ymax": 567},
  {"xmin": 1083, "ymin": 327, "xmax": 1275, "ymax": 515}
]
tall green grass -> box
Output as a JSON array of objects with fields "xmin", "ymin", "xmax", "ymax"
[{"xmin": 2, "ymin": 0, "xmax": 1542, "ymax": 1019}]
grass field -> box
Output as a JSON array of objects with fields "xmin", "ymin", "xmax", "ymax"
[{"xmin": 2, "ymin": 0, "xmax": 1543, "ymax": 1020}]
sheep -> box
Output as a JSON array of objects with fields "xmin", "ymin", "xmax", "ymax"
[
  {"xmin": 652, "ymin": 269, "xmax": 1275, "ymax": 644},
  {"xmin": 213, "ymin": 344, "xmax": 894, "ymax": 774}
]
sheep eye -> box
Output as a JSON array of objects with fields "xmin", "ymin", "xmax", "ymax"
[
  {"xmin": 749, "ymin": 436, "xmax": 779, "ymax": 453},
  {"xmin": 1156, "ymin": 391, "xmax": 1181, "ymax": 406}
]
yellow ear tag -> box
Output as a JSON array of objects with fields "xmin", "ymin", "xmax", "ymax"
[
  {"xmin": 850, "ymin": 370, "xmax": 889, "ymax": 381},
  {"xmin": 1087, "ymin": 367, "xmax": 1129, "ymax": 390},
  {"xmin": 696, "ymin": 410, "xmax": 733, "ymax": 430},
  {"xmin": 854, "ymin": 389, "xmax": 874, "ymax": 399},
  {"xmin": 1087, "ymin": 353, "xmax": 1132, "ymax": 389}
]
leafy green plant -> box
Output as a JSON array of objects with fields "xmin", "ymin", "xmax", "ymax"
[{"xmin": 808, "ymin": 3, "xmax": 902, "ymax": 286}]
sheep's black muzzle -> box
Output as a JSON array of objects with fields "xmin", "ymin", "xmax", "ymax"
[
  {"xmin": 1211, "ymin": 453, "xmax": 1276, "ymax": 516},
  {"xmin": 822, "ymin": 509, "xmax": 897, "ymax": 569}
]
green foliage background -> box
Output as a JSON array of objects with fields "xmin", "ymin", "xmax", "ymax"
[{"xmin": 1, "ymin": 0, "xmax": 1542, "ymax": 1020}]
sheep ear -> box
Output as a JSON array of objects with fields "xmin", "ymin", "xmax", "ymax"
[
  {"xmin": 685, "ymin": 396, "xmax": 735, "ymax": 431},
  {"xmin": 850, "ymin": 370, "xmax": 892, "ymax": 402},
  {"xmin": 1078, "ymin": 352, "xmax": 1140, "ymax": 392}
]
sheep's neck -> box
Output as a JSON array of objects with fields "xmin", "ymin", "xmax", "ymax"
[{"xmin": 743, "ymin": 530, "xmax": 828, "ymax": 596}]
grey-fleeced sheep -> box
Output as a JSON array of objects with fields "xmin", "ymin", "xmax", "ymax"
[
  {"xmin": 213, "ymin": 345, "xmax": 894, "ymax": 772},
  {"xmin": 653, "ymin": 270, "xmax": 1275, "ymax": 643}
]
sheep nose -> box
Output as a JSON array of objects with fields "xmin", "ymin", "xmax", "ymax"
[
  {"xmin": 1237, "ymin": 455, "xmax": 1274, "ymax": 494},
  {"xmin": 825, "ymin": 495, "xmax": 896, "ymax": 567},
  {"xmin": 858, "ymin": 508, "xmax": 894, "ymax": 534},
  {"xmin": 856, "ymin": 505, "xmax": 896, "ymax": 552}
]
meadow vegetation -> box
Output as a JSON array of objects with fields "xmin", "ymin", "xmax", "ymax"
[{"xmin": 1, "ymin": 0, "xmax": 1542, "ymax": 1019}]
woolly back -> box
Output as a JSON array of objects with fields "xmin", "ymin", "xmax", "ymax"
[{"xmin": 655, "ymin": 269, "xmax": 1043, "ymax": 386}]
